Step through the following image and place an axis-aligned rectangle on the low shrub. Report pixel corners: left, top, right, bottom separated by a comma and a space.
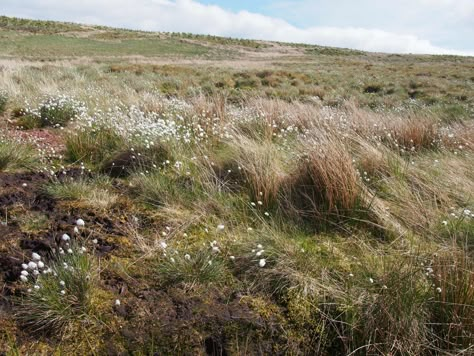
364, 84, 383, 94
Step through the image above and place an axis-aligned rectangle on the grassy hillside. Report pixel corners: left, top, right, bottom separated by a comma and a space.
0, 16, 473, 355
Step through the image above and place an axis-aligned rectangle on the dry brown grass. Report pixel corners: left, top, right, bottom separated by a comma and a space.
229, 132, 289, 206
386, 115, 440, 151
282, 135, 360, 220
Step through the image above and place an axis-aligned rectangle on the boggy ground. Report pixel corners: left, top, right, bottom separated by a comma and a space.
0, 16, 473, 356
0, 170, 303, 355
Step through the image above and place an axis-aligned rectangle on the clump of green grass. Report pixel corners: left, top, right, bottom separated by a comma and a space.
157, 249, 229, 286
0, 138, 39, 171
437, 104, 470, 124
131, 170, 205, 208
15, 113, 43, 129
101, 142, 172, 177
348, 257, 432, 355
429, 251, 474, 350
16, 244, 100, 336
66, 127, 124, 166
45, 176, 118, 209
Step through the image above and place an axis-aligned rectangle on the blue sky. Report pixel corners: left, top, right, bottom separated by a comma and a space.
2, 0, 473, 55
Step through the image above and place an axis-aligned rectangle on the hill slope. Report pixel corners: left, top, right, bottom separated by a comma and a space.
0, 16, 473, 355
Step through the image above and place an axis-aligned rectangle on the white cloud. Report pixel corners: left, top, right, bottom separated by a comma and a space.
268, 0, 473, 51
2, 0, 473, 55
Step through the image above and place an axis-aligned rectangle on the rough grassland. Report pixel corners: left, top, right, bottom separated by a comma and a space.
0, 16, 473, 355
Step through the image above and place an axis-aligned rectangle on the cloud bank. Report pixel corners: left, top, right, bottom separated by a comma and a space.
2, 0, 473, 55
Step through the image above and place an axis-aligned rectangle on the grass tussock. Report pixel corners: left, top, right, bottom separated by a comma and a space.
131, 169, 206, 210
0, 138, 39, 171
430, 251, 474, 350
282, 136, 360, 221
385, 115, 440, 152
45, 176, 118, 209
101, 142, 172, 177
229, 134, 289, 207
156, 248, 229, 286
66, 127, 124, 166
15, 245, 101, 336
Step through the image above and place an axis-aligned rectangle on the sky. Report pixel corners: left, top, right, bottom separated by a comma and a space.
2, 0, 473, 55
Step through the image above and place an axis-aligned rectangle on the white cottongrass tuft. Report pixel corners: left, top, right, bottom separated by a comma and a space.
259, 259, 266, 267
76, 218, 85, 227
32, 252, 41, 261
